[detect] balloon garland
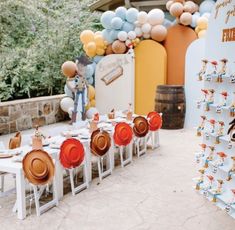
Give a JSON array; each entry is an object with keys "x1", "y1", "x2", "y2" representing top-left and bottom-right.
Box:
[{"x1": 166, "y1": 0, "x2": 215, "y2": 38}]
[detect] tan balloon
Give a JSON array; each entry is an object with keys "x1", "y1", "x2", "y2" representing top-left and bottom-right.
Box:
[
  {"x1": 184, "y1": 1, "x2": 196, "y2": 13},
  {"x1": 198, "y1": 29, "x2": 206, "y2": 38},
  {"x1": 87, "y1": 42, "x2": 97, "y2": 53},
  {"x1": 61, "y1": 61, "x2": 77, "y2": 78},
  {"x1": 112, "y1": 40, "x2": 127, "y2": 54},
  {"x1": 151, "y1": 25, "x2": 167, "y2": 42},
  {"x1": 170, "y1": 3, "x2": 184, "y2": 17},
  {"x1": 166, "y1": 0, "x2": 174, "y2": 11},
  {"x1": 180, "y1": 12, "x2": 192, "y2": 26},
  {"x1": 173, "y1": 0, "x2": 185, "y2": 3}
]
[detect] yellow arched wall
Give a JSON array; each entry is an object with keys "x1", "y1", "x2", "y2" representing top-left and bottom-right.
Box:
[{"x1": 135, "y1": 40, "x2": 167, "y2": 115}]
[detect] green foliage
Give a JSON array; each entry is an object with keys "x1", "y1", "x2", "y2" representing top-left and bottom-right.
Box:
[{"x1": 0, "y1": 0, "x2": 101, "y2": 101}]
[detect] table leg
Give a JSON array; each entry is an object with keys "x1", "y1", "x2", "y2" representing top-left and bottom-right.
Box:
[
  {"x1": 55, "y1": 160, "x2": 64, "y2": 200},
  {"x1": 16, "y1": 170, "x2": 26, "y2": 220}
]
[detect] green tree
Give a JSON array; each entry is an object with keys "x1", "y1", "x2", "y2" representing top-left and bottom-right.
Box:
[{"x1": 0, "y1": 0, "x2": 101, "y2": 101}]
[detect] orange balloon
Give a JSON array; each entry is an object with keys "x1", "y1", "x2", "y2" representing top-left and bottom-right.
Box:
[
  {"x1": 90, "y1": 99, "x2": 96, "y2": 107},
  {"x1": 61, "y1": 61, "x2": 77, "y2": 78},
  {"x1": 112, "y1": 40, "x2": 127, "y2": 54},
  {"x1": 105, "y1": 44, "x2": 114, "y2": 55}
]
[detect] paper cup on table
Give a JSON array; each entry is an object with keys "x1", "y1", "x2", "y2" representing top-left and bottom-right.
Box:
[{"x1": 32, "y1": 136, "x2": 43, "y2": 150}]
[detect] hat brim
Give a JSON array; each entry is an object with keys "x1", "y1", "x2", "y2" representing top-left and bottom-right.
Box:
[{"x1": 23, "y1": 150, "x2": 54, "y2": 186}]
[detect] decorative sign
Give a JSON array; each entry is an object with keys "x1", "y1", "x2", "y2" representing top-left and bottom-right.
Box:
[
  {"x1": 222, "y1": 27, "x2": 235, "y2": 42},
  {"x1": 95, "y1": 50, "x2": 135, "y2": 114}
]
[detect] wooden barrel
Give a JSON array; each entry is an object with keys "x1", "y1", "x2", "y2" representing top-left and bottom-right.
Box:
[{"x1": 155, "y1": 85, "x2": 185, "y2": 129}]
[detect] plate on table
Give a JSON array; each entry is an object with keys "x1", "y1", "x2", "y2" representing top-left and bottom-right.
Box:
[
  {"x1": 61, "y1": 130, "x2": 79, "y2": 137},
  {"x1": 0, "y1": 153, "x2": 13, "y2": 159}
]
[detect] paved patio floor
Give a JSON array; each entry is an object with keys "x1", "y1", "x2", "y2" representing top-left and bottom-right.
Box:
[{"x1": 0, "y1": 124, "x2": 234, "y2": 230}]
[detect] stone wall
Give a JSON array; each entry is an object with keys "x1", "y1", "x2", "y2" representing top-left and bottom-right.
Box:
[{"x1": 0, "y1": 95, "x2": 69, "y2": 135}]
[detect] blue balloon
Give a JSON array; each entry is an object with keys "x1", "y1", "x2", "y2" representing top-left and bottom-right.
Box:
[
  {"x1": 125, "y1": 8, "x2": 138, "y2": 23},
  {"x1": 111, "y1": 17, "x2": 124, "y2": 30},
  {"x1": 64, "y1": 84, "x2": 73, "y2": 98},
  {"x1": 199, "y1": 0, "x2": 215, "y2": 14},
  {"x1": 102, "y1": 29, "x2": 114, "y2": 44},
  {"x1": 93, "y1": 55, "x2": 103, "y2": 64},
  {"x1": 86, "y1": 64, "x2": 94, "y2": 77},
  {"x1": 110, "y1": 29, "x2": 120, "y2": 40},
  {"x1": 87, "y1": 76, "x2": 94, "y2": 85},
  {"x1": 101, "y1": 11, "x2": 116, "y2": 29},
  {"x1": 91, "y1": 62, "x2": 97, "y2": 71},
  {"x1": 115, "y1": 7, "x2": 127, "y2": 20},
  {"x1": 190, "y1": 13, "x2": 200, "y2": 28},
  {"x1": 122, "y1": 22, "x2": 134, "y2": 33}
]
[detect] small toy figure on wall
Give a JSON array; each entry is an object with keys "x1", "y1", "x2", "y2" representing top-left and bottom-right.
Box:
[
  {"x1": 205, "y1": 61, "x2": 218, "y2": 81},
  {"x1": 225, "y1": 189, "x2": 235, "y2": 213},
  {"x1": 220, "y1": 91, "x2": 229, "y2": 107},
  {"x1": 205, "y1": 89, "x2": 215, "y2": 111},
  {"x1": 197, "y1": 115, "x2": 207, "y2": 136},
  {"x1": 215, "y1": 121, "x2": 225, "y2": 144},
  {"x1": 211, "y1": 179, "x2": 224, "y2": 202},
  {"x1": 217, "y1": 59, "x2": 228, "y2": 83},
  {"x1": 195, "y1": 168, "x2": 205, "y2": 190},
  {"x1": 197, "y1": 59, "x2": 208, "y2": 81},
  {"x1": 229, "y1": 92, "x2": 235, "y2": 117},
  {"x1": 204, "y1": 145, "x2": 215, "y2": 168}
]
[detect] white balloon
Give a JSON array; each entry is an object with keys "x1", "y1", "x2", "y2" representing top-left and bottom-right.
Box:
[
  {"x1": 118, "y1": 31, "x2": 128, "y2": 41},
  {"x1": 147, "y1": 9, "x2": 165, "y2": 26},
  {"x1": 134, "y1": 27, "x2": 143, "y2": 37},
  {"x1": 137, "y1": 11, "x2": 148, "y2": 24},
  {"x1": 143, "y1": 33, "x2": 151, "y2": 39},
  {"x1": 134, "y1": 21, "x2": 142, "y2": 27},
  {"x1": 141, "y1": 23, "x2": 152, "y2": 34},
  {"x1": 128, "y1": 31, "x2": 136, "y2": 40},
  {"x1": 60, "y1": 97, "x2": 74, "y2": 113},
  {"x1": 86, "y1": 107, "x2": 99, "y2": 119}
]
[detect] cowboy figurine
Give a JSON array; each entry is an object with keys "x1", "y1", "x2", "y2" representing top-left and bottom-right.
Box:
[
  {"x1": 195, "y1": 143, "x2": 207, "y2": 163},
  {"x1": 225, "y1": 189, "x2": 235, "y2": 213},
  {"x1": 229, "y1": 92, "x2": 235, "y2": 117},
  {"x1": 217, "y1": 58, "x2": 228, "y2": 83},
  {"x1": 198, "y1": 59, "x2": 208, "y2": 81},
  {"x1": 67, "y1": 56, "x2": 91, "y2": 123},
  {"x1": 227, "y1": 157, "x2": 235, "y2": 181},
  {"x1": 196, "y1": 168, "x2": 205, "y2": 190},
  {"x1": 197, "y1": 115, "x2": 206, "y2": 136},
  {"x1": 209, "y1": 119, "x2": 216, "y2": 133},
  {"x1": 205, "y1": 145, "x2": 215, "y2": 168},
  {"x1": 215, "y1": 121, "x2": 224, "y2": 144},
  {"x1": 210, "y1": 61, "x2": 218, "y2": 80},
  {"x1": 201, "y1": 89, "x2": 208, "y2": 102},
  {"x1": 220, "y1": 91, "x2": 228, "y2": 107},
  {"x1": 205, "y1": 89, "x2": 215, "y2": 111},
  {"x1": 212, "y1": 179, "x2": 224, "y2": 202}
]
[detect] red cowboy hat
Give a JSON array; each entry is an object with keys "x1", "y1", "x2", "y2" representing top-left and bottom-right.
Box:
[
  {"x1": 207, "y1": 175, "x2": 214, "y2": 181},
  {"x1": 221, "y1": 91, "x2": 228, "y2": 97},
  {"x1": 209, "y1": 119, "x2": 216, "y2": 124},
  {"x1": 199, "y1": 143, "x2": 207, "y2": 149},
  {"x1": 211, "y1": 61, "x2": 218, "y2": 65},
  {"x1": 217, "y1": 152, "x2": 227, "y2": 158},
  {"x1": 201, "y1": 89, "x2": 208, "y2": 94},
  {"x1": 60, "y1": 138, "x2": 85, "y2": 169},
  {"x1": 133, "y1": 116, "x2": 149, "y2": 138},
  {"x1": 113, "y1": 122, "x2": 133, "y2": 146},
  {"x1": 147, "y1": 111, "x2": 162, "y2": 131}
]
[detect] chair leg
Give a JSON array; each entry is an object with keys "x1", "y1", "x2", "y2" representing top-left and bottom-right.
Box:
[
  {"x1": 83, "y1": 163, "x2": 89, "y2": 188},
  {"x1": 69, "y1": 169, "x2": 75, "y2": 196},
  {"x1": 97, "y1": 158, "x2": 103, "y2": 182},
  {"x1": 119, "y1": 146, "x2": 124, "y2": 168},
  {"x1": 0, "y1": 174, "x2": 4, "y2": 193},
  {"x1": 33, "y1": 186, "x2": 40, "y2": 217}
]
